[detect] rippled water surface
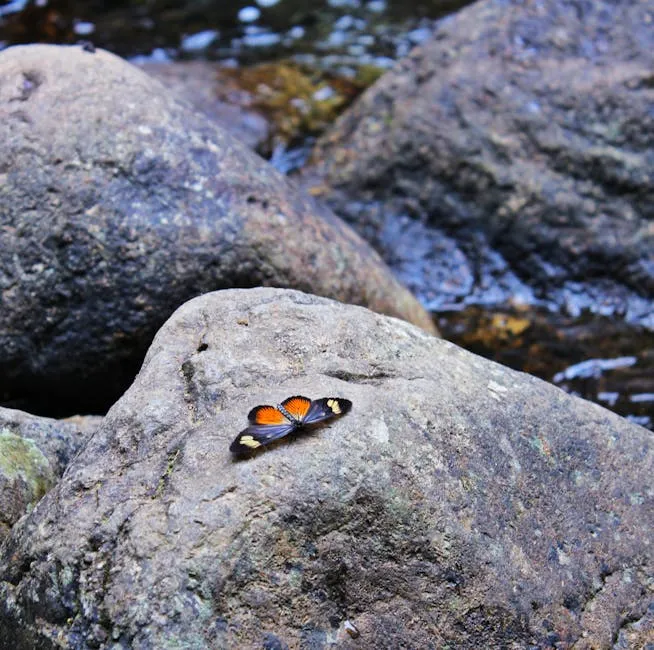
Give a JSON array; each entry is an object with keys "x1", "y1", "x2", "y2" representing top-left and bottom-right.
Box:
[{"x1": 0, "y1": 0, "x2": 466, "y2": 68}]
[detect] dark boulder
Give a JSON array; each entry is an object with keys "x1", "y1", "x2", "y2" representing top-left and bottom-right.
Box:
[
  {"x1": 0, "y1": 44, "x2": 434, "y2": 416},
  {"x1": 306, "y1": 0, "x2": 654, "y2": 325},
  {"x1": 0, "y1": 288, "x2": 651, "y2": 648}
]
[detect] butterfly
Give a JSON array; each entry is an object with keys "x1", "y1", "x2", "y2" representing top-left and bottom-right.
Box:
[{"x1": 230, "y1": 395, "x2": 352, "y2": 455}]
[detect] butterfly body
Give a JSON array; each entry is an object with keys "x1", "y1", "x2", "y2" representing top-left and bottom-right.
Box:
[{"x1": 230, "y1": 395, "x2": 352, "y2": 455}]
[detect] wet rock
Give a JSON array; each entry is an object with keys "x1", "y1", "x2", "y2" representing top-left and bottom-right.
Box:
[
  {"x1": 0, "y1": 44, "x2": 434, "y2": 416},
  {"x1": 0, "y1": 287, "x2": 651, "y2": 649},
  {"x1": 0, "y1": 407, "x2": 101, "y2": 541},
  {"x1": 307, "y1": 0, "x2": 654, "y2": 326}
]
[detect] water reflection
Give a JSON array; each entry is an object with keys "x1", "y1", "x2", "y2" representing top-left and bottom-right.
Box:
[{"x1": 437, "y1": 306, "x2": 654, "y2": 430}]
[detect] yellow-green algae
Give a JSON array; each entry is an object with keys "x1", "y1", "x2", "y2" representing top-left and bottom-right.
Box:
[{"x1": 0, "y1": 428, "x2": 55, "y2": 502}]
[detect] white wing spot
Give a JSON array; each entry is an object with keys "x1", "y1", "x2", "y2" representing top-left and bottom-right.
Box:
[{"x1": 327, "y1": 399, "x2": 341, "y2": 414}]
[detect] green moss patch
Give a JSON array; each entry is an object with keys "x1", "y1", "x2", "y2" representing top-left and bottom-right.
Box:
[{"x1": 0, "y1": 428, "x2": 55, "y2": 501}]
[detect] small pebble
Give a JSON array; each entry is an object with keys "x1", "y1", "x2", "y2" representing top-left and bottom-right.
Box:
[
  {"x1": 313, "y1": 86, "x2": 336, "y2": 101},
  {"x1": 181, "y1": 30, "x2": 218, "y2": 51},
  {"x1": 344, "y1": 620, "x2": 360, "y2": 638},
  {"x1": 288, "y1": 26, "x2": 305, "y2": 39},
  {"x1": 74, "y1": 21, "x2": 96, "y2": 36},
  {"x1": 238, "y1": 6, "x2": 261, "y2": 22},
  {"x1": 243, "y1": 32, "x2": 281, "y2": 47},
  {"x1": 367, "y1": 0, "x2": 386, "y2": 12}
]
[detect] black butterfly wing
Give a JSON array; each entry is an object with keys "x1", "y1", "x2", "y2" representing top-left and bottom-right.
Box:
[
  {"x1": 231, "y1": 397, "x2": 352, "y2": 456},
  {"x1": 230, "y1": 423, "x2": 296, "y2": 454},
  {"x1": 303, "y1": 397, "x2": 352, "y2": 426}
]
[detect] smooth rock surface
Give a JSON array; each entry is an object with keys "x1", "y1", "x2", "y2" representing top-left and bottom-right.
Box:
[
  {"x1": 0, "y1": 288, "x2": 651, "y2": 649},
  {"x1": 306, "y1": 0, "x2": 654, "y2": 324},
  {"x1": 0, "y1": 407, "x2": 101, "y2": 541},
  {"x1": 0, "y1": 44, "x2": 434, "y2": 416}
]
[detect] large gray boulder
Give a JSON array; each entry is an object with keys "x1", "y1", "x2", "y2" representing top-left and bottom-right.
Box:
[
  {"x1": 0, "y1": 44, "x2": 434, "y2": 415},
  {"x1": 0, "y1": 288, "x2": 651, "y2": 648},
  {"x1": 306, "y1": 0, "x2": 654, "y2": 324},
  {"x1": 0, "y1": 407, "x2": 100, "y2": 541}
]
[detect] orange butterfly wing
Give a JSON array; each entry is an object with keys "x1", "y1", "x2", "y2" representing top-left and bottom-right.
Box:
[
  {"x1": 280, "y1": 396, "x2": 312, "y2": 422},
  {"x1": 248, "y1": 405, "x2": 289, "y2": 425}
]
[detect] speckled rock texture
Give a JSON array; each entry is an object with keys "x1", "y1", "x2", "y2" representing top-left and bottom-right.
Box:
[
  {"x1": 138, "y1": 61, "x2": 270, "y2": 151},
  {"x1": 0, "y1": 44, "x2": 434, "y2": 416},
  {"x1": 0, "y1": 407, "x2": 101, "y2": 541},
  {"x1": 306, "y1": 0, "x2": 654, "y2": 325},
  {"x1": 0, "y1": 288, "x2": 651, "y2": 649}
]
